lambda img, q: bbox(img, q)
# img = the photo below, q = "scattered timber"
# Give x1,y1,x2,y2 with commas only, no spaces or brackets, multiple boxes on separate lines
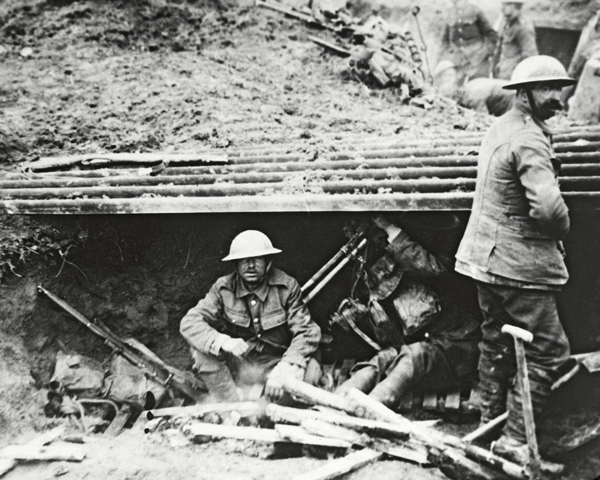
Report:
345,388,528,480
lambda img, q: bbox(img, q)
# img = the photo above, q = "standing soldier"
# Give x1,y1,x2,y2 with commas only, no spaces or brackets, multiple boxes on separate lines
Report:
492,0,539,79
455,56,575,464
180,230,322,402
439,0,498,85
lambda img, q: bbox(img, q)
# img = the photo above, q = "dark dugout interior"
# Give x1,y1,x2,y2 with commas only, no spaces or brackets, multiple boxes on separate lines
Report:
8,209,600,388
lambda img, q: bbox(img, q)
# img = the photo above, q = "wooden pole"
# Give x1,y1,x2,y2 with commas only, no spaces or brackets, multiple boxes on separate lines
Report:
501,325,542,480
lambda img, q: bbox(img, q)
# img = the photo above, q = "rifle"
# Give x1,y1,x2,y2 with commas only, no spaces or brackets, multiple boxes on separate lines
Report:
38,285,206,403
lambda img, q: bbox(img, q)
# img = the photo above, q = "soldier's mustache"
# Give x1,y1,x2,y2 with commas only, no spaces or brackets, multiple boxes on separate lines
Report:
543,99,563,111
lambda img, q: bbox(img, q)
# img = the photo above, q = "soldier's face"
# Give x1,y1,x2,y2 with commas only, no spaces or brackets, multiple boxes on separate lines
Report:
528,83,564,120
237,256,269,287
502,4,521,20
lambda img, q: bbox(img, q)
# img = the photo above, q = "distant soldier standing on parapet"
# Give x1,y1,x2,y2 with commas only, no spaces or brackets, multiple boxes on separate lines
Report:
492,0,538,79
438,0,498,85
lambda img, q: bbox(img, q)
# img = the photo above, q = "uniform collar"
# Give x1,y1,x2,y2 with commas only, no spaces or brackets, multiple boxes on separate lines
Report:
513,99,553,136
225,267,288,301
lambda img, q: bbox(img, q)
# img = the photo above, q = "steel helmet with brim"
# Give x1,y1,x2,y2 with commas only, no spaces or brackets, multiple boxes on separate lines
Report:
222,230,282,261
502,55,575,90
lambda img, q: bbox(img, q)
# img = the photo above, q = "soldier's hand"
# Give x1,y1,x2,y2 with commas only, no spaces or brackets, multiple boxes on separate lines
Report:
265,362,304,401
221,338,250,358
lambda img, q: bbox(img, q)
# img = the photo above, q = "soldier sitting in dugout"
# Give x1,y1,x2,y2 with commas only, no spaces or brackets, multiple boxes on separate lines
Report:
180,230,322,403
335,214,481,410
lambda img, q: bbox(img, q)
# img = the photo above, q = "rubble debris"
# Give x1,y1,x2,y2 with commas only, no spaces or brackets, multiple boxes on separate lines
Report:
257,0,426,97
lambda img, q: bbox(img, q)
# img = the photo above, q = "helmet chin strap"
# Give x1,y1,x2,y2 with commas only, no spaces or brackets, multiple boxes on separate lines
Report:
524,88,544,120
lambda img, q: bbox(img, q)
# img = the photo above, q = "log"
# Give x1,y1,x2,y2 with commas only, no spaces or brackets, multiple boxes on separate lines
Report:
428,446,509,480
290,448,384,480
265,404,410,441
345,388,528,480
300,419,429,465
0,444,85,462
0,426,66,477
462,412,508,443
146,401,262,421
273,424,352,449
282,378,365,417
183,421,349,448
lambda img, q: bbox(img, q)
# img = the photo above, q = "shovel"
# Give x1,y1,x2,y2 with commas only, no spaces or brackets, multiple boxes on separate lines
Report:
551,350,600,390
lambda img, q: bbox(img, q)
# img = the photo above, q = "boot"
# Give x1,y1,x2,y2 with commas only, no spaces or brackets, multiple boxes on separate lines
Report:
492,435,565,477
200,370,242,402
477,351,516,424
369,362,413,409
335,366,378,397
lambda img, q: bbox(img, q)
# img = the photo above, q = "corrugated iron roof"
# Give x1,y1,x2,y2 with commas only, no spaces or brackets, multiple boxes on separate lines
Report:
2,126,600,214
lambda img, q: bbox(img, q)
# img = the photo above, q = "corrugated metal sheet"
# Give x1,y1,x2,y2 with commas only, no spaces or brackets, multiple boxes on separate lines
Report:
1,126,600,214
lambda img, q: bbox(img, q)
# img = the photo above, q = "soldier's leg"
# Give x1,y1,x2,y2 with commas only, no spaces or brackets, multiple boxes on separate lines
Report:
369,342,455,409
335,347,399,396
475,282,518,424
191,349,242,402
498,288,570,445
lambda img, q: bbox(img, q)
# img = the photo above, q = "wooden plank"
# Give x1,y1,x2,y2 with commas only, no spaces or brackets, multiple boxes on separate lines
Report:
184,421,349,448
0,426,66,478
0,444,85,462
274,425,352,449
146,401,262,421
291,449,384,480
105,406,133,436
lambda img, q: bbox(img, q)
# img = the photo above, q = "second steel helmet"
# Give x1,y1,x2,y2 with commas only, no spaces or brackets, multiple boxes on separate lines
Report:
222,230,282,261
503,55,576,90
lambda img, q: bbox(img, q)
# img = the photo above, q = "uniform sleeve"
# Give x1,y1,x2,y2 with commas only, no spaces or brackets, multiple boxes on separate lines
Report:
179,282,227,354
280,279,321,369
514,133,570,239
385,230,450,278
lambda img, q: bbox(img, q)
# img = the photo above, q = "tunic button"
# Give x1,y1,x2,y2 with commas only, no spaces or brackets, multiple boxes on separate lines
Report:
251,300,257,306
254,318,259,323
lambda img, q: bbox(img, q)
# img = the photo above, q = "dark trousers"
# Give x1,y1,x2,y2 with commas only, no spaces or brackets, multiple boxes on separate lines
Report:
475,282,570,443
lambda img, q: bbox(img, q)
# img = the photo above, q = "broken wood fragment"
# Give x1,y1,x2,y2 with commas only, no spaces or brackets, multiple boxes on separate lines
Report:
273,424,352,449
291,448,383,480
0,443,85,462
282,378,364,416
300,418,429,465
146,401,262,421
0,426,66,478
183,421,349,449
266,403,409,441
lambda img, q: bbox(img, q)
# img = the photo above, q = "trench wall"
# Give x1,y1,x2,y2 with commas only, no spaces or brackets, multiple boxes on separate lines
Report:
1,210,599,387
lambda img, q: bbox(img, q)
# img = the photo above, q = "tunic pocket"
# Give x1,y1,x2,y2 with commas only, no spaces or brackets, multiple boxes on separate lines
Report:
261,309,287,330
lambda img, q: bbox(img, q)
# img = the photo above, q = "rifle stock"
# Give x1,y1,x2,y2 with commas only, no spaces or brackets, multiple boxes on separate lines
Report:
38,285,205,403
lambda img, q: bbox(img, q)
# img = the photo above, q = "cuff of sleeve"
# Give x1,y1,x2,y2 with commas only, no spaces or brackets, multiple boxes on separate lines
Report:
209,333,232,356
281,353,308,370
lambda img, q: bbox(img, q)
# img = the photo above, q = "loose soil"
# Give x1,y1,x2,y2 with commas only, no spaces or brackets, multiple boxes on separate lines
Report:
1,1,600,480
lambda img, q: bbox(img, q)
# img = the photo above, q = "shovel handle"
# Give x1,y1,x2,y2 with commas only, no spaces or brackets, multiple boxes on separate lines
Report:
501,325,533,343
